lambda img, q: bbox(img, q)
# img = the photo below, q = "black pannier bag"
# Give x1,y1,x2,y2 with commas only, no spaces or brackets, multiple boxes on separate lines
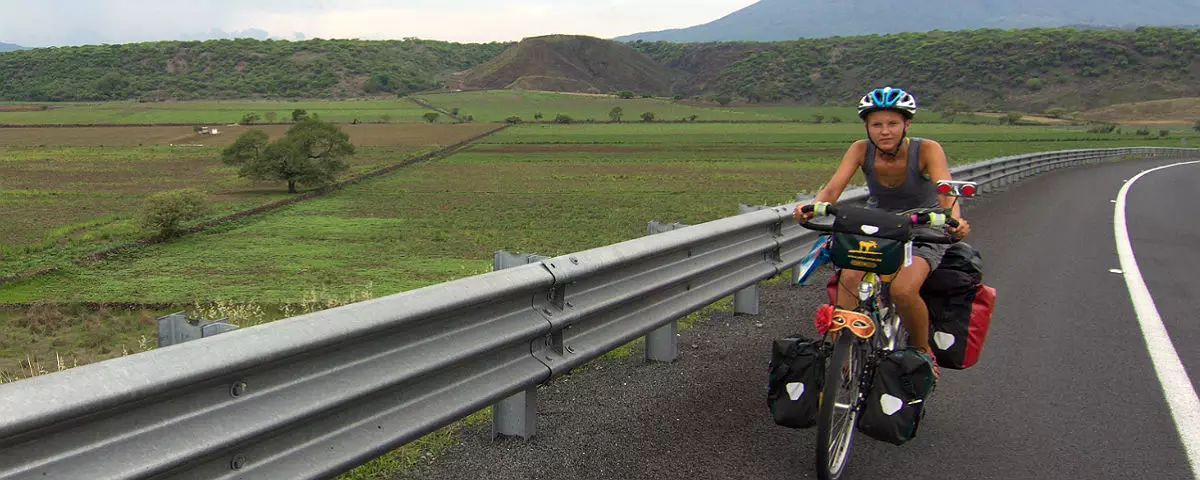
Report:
935,242,983,284
921,242,996,369
856,349,936,445
768,336,825,429
830,207,912,275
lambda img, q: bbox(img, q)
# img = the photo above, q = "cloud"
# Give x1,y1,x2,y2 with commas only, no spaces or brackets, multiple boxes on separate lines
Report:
0,0,759,46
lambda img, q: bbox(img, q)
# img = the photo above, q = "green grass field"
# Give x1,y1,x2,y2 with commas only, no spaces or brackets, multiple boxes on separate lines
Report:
0,99,436,125
3,122,1189,305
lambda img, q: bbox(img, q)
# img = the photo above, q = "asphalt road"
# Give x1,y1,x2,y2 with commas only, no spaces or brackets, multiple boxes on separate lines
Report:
396,156,1199,480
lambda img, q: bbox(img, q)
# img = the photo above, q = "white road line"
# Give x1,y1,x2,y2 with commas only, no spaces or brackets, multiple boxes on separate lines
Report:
1114,160,1200,479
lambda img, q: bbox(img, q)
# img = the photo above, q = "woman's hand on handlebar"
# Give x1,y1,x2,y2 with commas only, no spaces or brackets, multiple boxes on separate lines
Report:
947,217,970,240
793,204,815,223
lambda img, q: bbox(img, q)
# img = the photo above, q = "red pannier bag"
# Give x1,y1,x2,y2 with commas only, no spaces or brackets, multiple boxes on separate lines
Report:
920,243,996,369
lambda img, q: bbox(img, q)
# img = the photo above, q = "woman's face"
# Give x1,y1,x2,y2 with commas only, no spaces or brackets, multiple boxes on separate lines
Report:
864,110,910,152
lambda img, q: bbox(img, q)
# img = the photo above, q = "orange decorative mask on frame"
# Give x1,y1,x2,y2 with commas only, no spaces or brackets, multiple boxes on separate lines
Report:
829,309,877,339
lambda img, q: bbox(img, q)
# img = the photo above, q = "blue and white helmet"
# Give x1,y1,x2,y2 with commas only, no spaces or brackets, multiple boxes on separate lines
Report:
857,87,918,120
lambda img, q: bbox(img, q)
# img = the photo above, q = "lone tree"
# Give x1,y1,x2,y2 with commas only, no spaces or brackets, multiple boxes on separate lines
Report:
221,118,355,193
609,106,623,123
138,188,208,239
423,112,440,123
292,109,309,122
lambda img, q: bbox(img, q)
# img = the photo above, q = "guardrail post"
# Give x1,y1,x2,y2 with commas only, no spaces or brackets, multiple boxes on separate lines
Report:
644,221,691,362
490,250,548,439
734,204,771,315
157,312,238,347
492,389,538,440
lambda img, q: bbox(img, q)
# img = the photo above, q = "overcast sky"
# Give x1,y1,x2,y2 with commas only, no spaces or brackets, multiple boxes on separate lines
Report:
0,0,760,47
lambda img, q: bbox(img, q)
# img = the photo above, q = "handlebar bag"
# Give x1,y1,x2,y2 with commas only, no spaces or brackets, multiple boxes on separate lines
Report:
768,335,826,429
831,207,913,275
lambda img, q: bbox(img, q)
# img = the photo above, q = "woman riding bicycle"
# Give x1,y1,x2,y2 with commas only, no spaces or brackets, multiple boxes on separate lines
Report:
793,87,971,376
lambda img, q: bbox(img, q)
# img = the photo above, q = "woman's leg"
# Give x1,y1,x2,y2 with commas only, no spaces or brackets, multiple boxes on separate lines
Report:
835,269,866,310
890,257,933,354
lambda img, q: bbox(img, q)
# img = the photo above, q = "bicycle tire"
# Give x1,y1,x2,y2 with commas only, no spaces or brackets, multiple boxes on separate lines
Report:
815,333,865,480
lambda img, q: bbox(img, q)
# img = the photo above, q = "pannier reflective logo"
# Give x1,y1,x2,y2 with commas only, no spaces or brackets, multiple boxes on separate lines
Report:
786,382,805,401
853,240,881,255
829,308,876,339
933,332,956,350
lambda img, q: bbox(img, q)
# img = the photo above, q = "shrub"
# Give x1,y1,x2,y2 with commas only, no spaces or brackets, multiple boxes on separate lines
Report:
640,112,655,122
553,114,573,124
138,189,208,239
617,91,635,99
505,116,522,124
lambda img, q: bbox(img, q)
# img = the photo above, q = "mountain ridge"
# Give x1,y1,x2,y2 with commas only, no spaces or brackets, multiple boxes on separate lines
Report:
615,0,1200,42
449,35,681,95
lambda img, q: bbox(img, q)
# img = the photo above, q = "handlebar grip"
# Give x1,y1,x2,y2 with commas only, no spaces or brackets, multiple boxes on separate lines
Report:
800,202,833,216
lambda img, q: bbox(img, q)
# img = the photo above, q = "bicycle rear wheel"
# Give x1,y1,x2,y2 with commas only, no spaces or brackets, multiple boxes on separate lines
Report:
815,332,866,480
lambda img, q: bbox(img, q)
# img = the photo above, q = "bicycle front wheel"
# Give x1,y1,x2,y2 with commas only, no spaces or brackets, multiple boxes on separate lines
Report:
815,332,866,480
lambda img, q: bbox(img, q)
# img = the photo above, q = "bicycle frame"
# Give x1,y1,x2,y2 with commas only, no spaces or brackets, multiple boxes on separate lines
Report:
816,270,906,480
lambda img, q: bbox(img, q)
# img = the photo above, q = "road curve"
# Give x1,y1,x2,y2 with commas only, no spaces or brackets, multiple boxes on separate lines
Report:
395,156,1199,480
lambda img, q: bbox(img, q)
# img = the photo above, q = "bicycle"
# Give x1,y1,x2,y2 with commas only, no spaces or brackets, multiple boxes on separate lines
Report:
797,180,973,480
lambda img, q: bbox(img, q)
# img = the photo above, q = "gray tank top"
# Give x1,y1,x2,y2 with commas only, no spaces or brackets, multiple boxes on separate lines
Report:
862,138,939,212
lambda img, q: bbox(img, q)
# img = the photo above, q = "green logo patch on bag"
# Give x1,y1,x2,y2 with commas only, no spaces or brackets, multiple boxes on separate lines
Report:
831,233,911,274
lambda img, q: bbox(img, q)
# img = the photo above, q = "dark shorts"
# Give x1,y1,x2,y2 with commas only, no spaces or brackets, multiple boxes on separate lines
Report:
913,241,949,271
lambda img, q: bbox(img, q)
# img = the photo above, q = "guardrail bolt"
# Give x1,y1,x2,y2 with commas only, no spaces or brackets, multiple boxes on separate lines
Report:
566,345,576,354
231,455,247,470
569,256,580,265
231,381,248,397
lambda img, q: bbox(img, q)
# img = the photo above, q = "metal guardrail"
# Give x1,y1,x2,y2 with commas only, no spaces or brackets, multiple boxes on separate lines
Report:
0,147,1195,479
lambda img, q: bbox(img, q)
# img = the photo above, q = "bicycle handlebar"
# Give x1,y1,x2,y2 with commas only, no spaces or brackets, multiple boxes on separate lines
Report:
798,203,961,244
